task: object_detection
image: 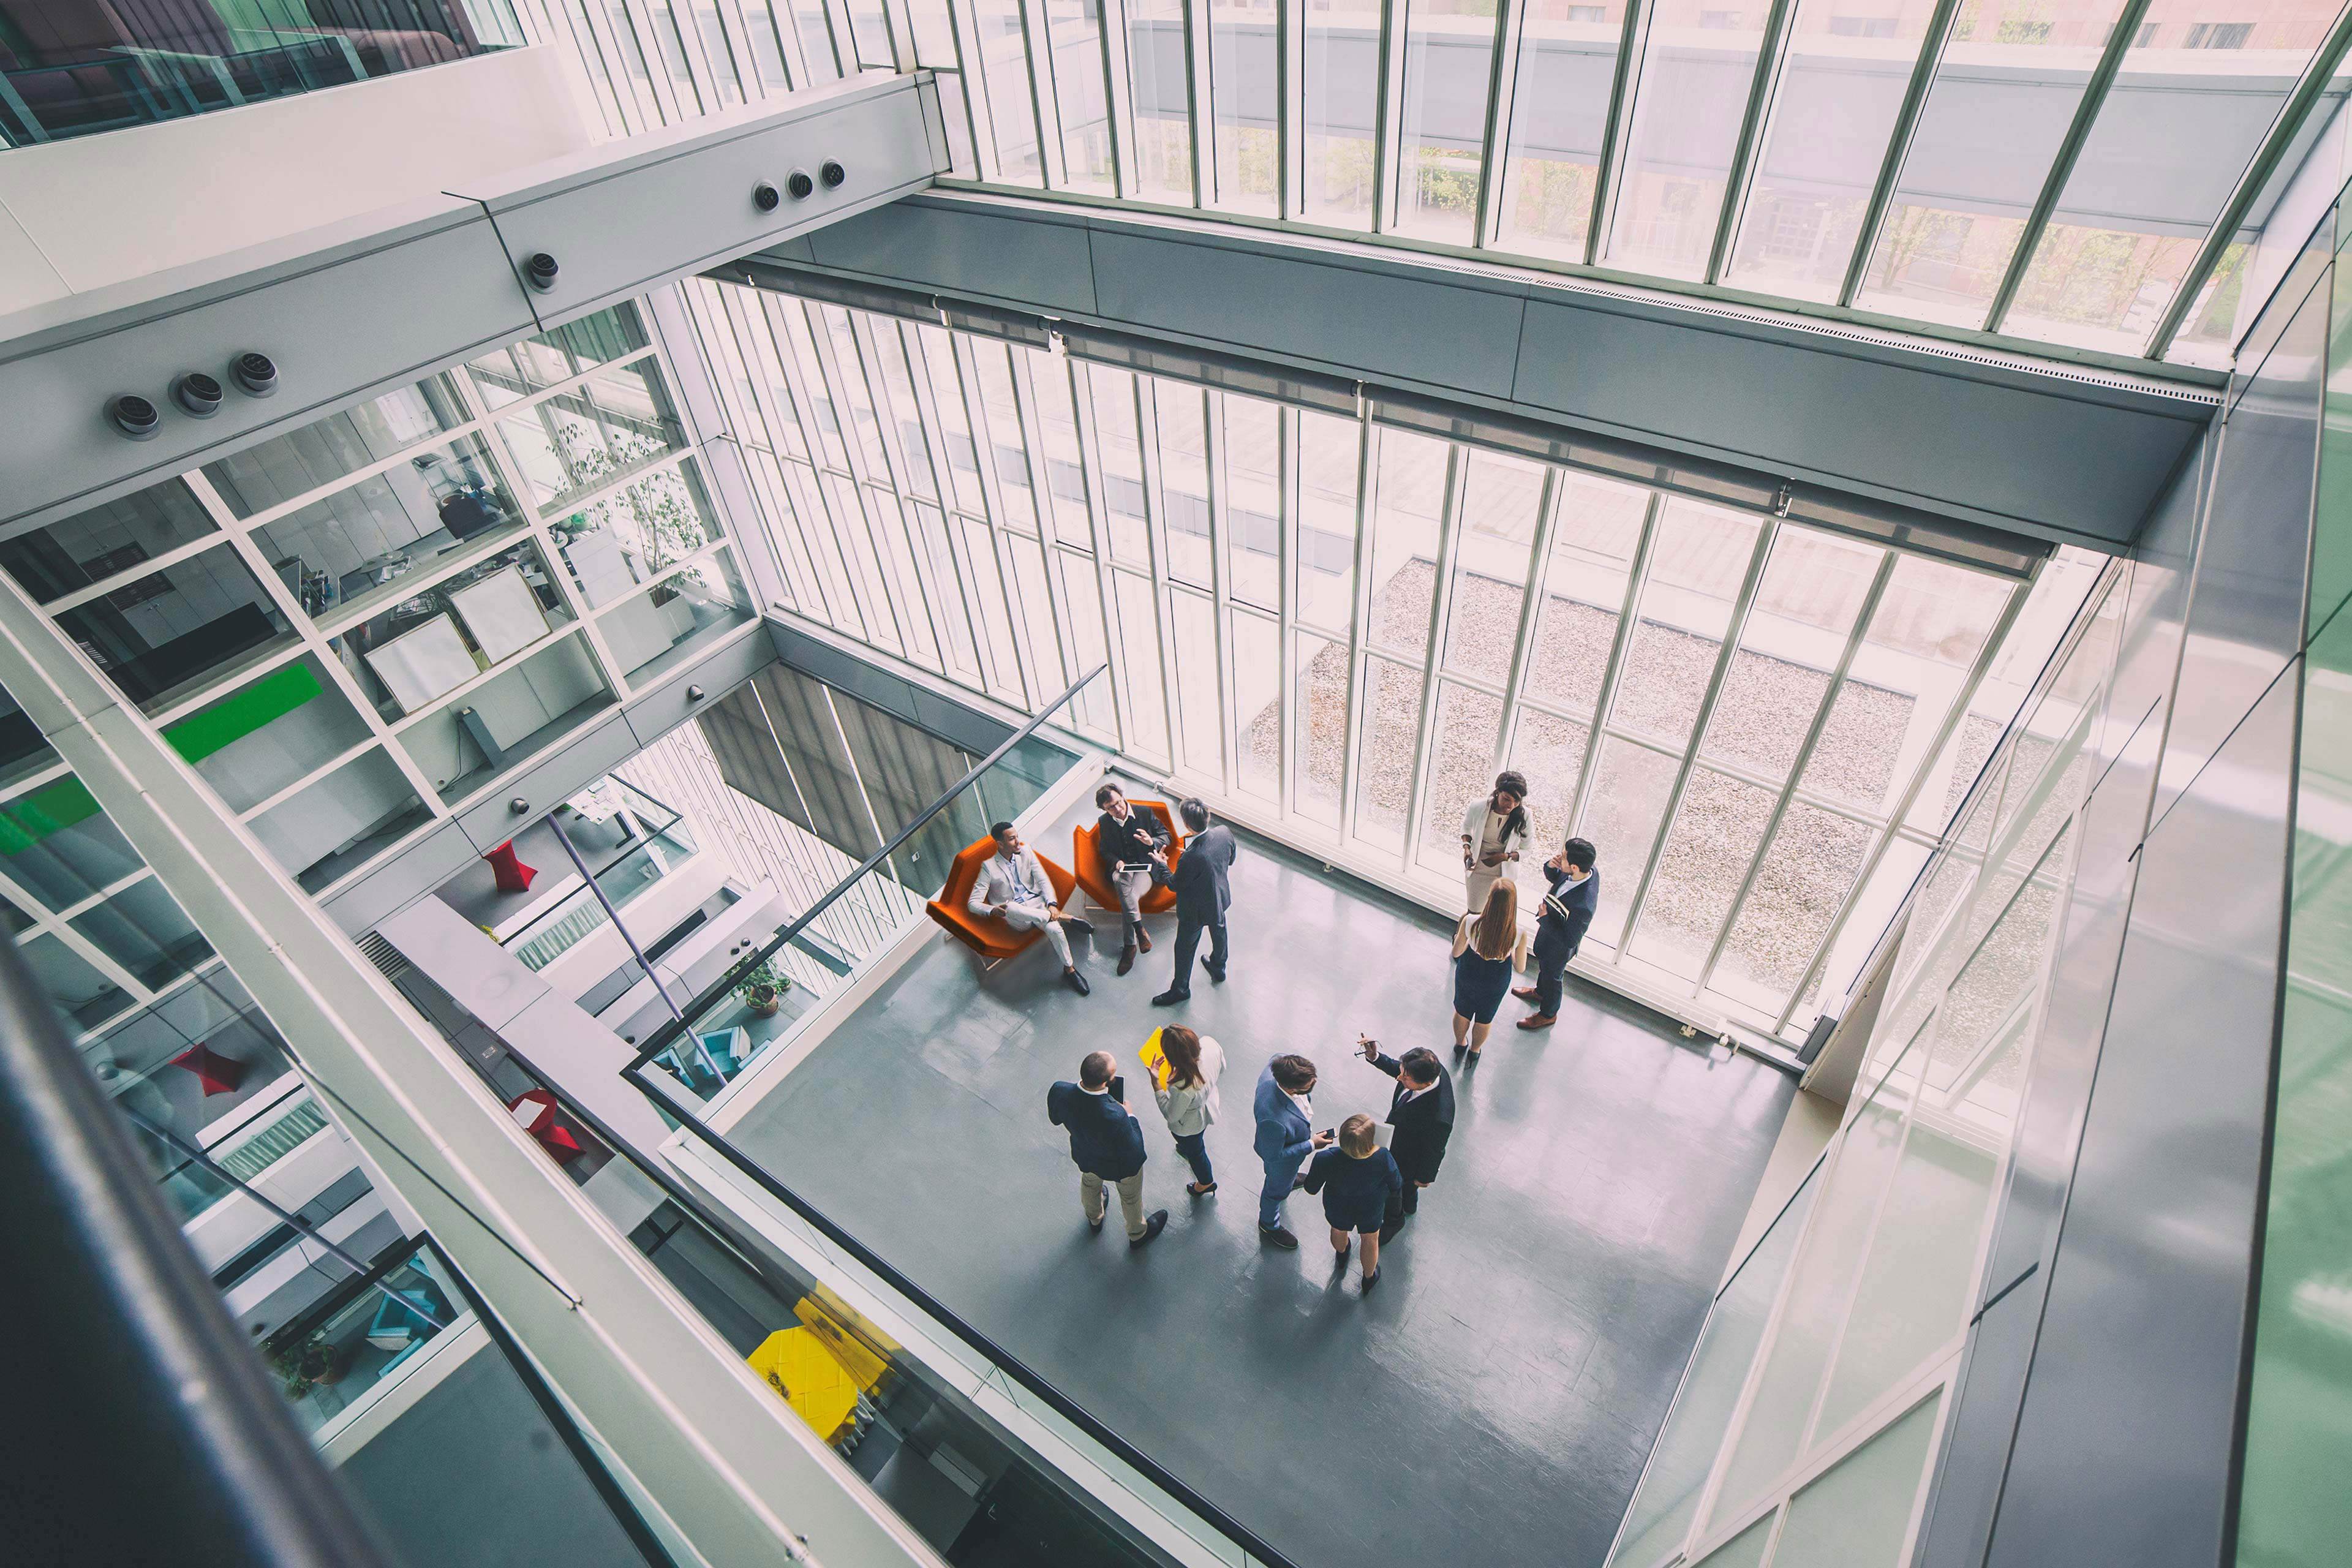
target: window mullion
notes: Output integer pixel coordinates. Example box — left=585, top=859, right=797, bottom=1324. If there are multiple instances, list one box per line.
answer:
left=1184, top=0, right=1216, bottom=208
left=1697, top=548, right=1898, bottom=999
left=1279, top=0, right=1306, bottom=221
left=1615, top=516, right=1778, bottom=961
left=1277, top=404, right=1302, bottom=818
left=1337, top=415, right=1381, bottom=845
left=1493, top=464, right=1560, bottom=773
left=1981, top=0, right=2155, bottom=334
left=905, top=326, right=1010, bottom=696
left=945, top=0, right=1005, bottom=181
left=1068, top=362, right=1136, bottom=749
left=1019, top=0, right=1071, bottom=189
left=1583, top=0, right=1656, bottom=266
left=1835, top=0, right=1964, bottom=308
left=1471, top=0, right=1526, bottom=251
left=1703, top=0, right=1801, bottom=286
left=1398, top=443, right=1465, bottom=879
left=953, top=335, right=1039, bottom=704
left=1565, top=490, right=1660, bottom=845
left=1135, top=376, right=1187, bottom=763
left=1204, top=391, right=1238, bottom=795
left=1771, top=575, right=2030, bottom=1033
left=1006, top=346, right=1082, bottom=703
left=1370, top=0, right=1408, bottom=233
left=1101, top=0, right=1144, bottom=200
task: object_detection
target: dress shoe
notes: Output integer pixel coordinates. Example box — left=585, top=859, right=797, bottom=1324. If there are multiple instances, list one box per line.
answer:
left=1259, top=1224, right=1298, bottom=1250
left=1518, top=1013, right=1556, bottom=1030
left=1360, top=1268, right=1382, bottom=1293
left=1186, top=1181, right=1218, bottom=1196
left=1511, top=986, right=1541, bottom=1002
left=1378, top=1219, right=1403, bottom=1244
left=1088, top=1211, right=1105, bottom=1234
left=1205, top=965, right=1227, bottom=984
left=1065, top=968, right=1091, bottom=996
left=1118, top=946, right=1136, bottom=976
left=1452, top=1041, right=1468, bottom=1059
left=1136, top=926, right=1153, bottom=954
left=1062, top=915, right=1096, bottom=938
left=1332, top=1240, right=1352, bottom=1272
left=1152, top=988, right=1189, bottom=1006
left=1129, top=1210, right=1169, bottom=1249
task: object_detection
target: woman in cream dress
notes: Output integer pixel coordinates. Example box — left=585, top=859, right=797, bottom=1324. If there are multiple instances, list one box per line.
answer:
left=1458, top=769, right=1529, bottom=916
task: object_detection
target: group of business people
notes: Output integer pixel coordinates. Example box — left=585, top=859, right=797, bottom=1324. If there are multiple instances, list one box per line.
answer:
left=1046, top=1025, right=1455, bottom=1291
left=1033, top=767, right=1599, bottom=1292
left=1452, top=770, right=1600, bottom=1057
left=964, top=784, right=1236, bottom=1001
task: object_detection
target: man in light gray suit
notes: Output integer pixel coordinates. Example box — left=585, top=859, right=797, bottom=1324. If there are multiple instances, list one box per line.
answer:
left=969, top=822, right=1096, bottom=994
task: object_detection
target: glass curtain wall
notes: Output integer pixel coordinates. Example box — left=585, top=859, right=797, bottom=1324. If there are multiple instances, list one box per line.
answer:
left=7, top=300, right=755, bottom=903
left=682, top=273, right=2099, bottom=1046
left=1602, top=560, right=2125, bottom=1568
left=542, top=0, right=2352, bottom=366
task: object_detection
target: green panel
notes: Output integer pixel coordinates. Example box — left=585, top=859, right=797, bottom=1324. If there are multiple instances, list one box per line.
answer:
left=2236, top=606, right=2352, bottom=1568
left=163, top=660, right=322, bottom=766
left=0, top=662, right=319, bottom=853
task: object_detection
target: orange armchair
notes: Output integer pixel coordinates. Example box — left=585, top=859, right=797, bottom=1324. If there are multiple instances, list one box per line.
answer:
left=928, top=837, right=1079, bottom=961
left=1072, top=801, right=1185, bottom=918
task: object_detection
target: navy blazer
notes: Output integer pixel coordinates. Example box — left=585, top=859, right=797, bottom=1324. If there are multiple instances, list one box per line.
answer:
left=1370, top=1052, right=1456, bottom=1186
left=1534, top=864, right=1599, bottom=961
left=1046, top=1082, right=1147, bottom=1180
left=1170, top=823, right=1236, bottom=922
left=1251, top=1061, right=1313, bottom=1171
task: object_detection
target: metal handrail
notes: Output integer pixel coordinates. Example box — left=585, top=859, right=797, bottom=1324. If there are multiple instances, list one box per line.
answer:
left=624, top=662, right=1106, bottom=1077
left=0, top=938, right=394, bottom=1565
left=625, top=1071, right=1309, bottom=1568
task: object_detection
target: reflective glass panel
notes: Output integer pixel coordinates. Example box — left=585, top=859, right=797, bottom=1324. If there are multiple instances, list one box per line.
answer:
left=1395, top=0, right=1501, bottom=243
left=1606, top=0, right=1770, bottom=279
left=203, top=375, right=469, bottom=519
left=1497, top=0, right=1630, bottom=262
left=1224, top=394, right=1283, bottom=608
left=0, top=481, right=219, bottom=606
left=1607, top=501, right=1762, bottom=747
left=494, top=358, right=687, bottom=511
left=1233, top=608, right=1282, bottom=797
left=1305, top=0, right=1381, bottom=228
left=1129, top=0, right=1197, bottom=200
left=1724, top=0, right=1939, bottom=301
left=1297, top=410, right=1362, bottom=631
left=1576, top=736, right=1680, bottom=947
left=1442, top=450, right=1546, bottom=684
left=551, top=460, right=723, bottom=610
left=1295, top=629, right=1347, bottom=824
left=1856, top=0, right=2135, bottom=327
left=1521, top=472, right=1646, bottom=715
left=1416, top=680, right=1506, bottom=875
left=1354, top=655, right=1425, bottom=847
left=1699, top=530, right=1881, bottom=782
left=1365, top=429, right=1449, bottom=657
left=466, top=306, right=647, bottom=409
left=1211, top=0, right=1279, bottom=213
left=54, top=546, right=298, bottom=715
left=1046, top=0, right=1117, bottom=190
left=1627, top=766, right=1777, bottom=981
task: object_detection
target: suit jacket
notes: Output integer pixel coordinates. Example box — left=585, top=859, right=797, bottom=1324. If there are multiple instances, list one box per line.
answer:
left=1370, top=1051, right=1457, bottom=1185
left=1098, top=807, right=1169, bottom=872
left=1170, top=823, right=1236, bottom=923
left=1046, top=1082, right=1147, bottom=1180
left=1251, top=1061, right=1313, bottom=1172
left=1534, top=864, right=1599, bottom=962
left=968, top=846, right=1053, bottom=916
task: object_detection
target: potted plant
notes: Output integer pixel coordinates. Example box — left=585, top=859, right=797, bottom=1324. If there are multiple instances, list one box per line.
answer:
left=269, top=1330, right=339, bottom=1399
left=736, top=959, right=789, bottom=1019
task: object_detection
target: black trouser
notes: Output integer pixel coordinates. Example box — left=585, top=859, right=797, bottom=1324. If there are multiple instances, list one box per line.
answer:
left=1531, top=933, right=1573, bottom=1014
left=1382, top=1177, right=1422, bottom=1232
left=1167, top=914, right=1227, bottom=995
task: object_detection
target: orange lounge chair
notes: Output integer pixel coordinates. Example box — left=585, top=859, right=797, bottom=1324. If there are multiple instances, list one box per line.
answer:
left=928, top=836, right=1079, bottom=961
left=1072, top=801, right=1185, bottom=918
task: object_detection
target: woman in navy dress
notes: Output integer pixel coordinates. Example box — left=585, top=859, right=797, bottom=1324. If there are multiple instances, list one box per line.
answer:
left=1452, top=880, right=1526, bottom=1063
left=1303, top=1114, right=1403, bottom=1292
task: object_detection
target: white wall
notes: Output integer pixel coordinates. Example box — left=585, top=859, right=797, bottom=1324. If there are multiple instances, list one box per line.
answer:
left=0, top=46, right=597, bottom=316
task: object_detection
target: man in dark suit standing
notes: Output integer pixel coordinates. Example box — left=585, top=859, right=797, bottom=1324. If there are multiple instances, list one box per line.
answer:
left=1046, top=1052, right=1168, bottom=1249
left=1357, top=1036, right=1455, bottom=1242
left=1516, top=837, right=1597, bottom=1030
left=1152, top=798, right=1235, bottom=1006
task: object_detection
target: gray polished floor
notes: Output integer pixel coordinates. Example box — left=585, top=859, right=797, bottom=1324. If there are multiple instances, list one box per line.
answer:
left=728, top=791, right=1795, bottom=1568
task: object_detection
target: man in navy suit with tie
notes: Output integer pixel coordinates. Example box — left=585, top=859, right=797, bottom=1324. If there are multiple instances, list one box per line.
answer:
left=1517, top=837, right=1598, bottom=1030
left=1047, top=1052, right=1168, bottom=1249
left=1153, top=798, right=1237, bottom=1006
left=1253, top=1054, right=1330, bottom=1250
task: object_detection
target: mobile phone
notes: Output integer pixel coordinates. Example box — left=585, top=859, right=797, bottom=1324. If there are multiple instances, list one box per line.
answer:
left=1110, top=1074, right=1126, bottom=1103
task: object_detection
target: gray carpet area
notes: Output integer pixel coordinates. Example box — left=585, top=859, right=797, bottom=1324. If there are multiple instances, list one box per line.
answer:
left=727, top=789, right=1795, bottom=1568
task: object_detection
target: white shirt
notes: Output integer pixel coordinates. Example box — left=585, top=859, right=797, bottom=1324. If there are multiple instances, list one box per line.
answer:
left=1286, top=1090, right=1313, bottom=1123
left=1398, top=1082, right=1432, bottom=1106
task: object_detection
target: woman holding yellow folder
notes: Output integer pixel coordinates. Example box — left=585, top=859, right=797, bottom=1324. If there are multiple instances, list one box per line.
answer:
left=1147, top=1025, right=1226, bottom=1196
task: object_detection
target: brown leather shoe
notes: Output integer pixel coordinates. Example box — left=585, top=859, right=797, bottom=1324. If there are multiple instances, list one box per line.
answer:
left=1136, top=926, right=1153, bottom=954
left=1518, top=1013, right=1556, bottom=1030
left=1117, top=946, right=1136, bottom=976
left=1511, top=986, right=1540, bottom=1001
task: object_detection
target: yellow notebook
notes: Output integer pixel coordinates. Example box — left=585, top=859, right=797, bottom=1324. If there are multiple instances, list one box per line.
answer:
left=1139, top=1028, right=1167, bottom=1087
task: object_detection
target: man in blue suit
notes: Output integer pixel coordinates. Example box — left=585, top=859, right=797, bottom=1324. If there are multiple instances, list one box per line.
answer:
left=1047, top=1052, right=1168, bottom=1249
left=1253, top=1054, right=1330, bottom=1250
left=1517, top=837, right=1598, bottom=1030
